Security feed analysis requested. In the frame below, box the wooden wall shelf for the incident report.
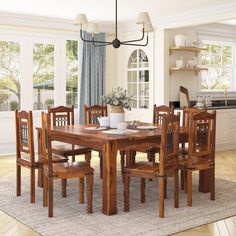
[169,67,208,75]
[169,47,207,55]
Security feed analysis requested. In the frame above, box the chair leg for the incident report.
[16,164,21,197]
[164,179,167,199]
[79,178,84,204]
[30,168,35,203]
[61,179,67,198]
[120,151,125,183]
[124,175,130,212]
[99,151,103,179]
[72,154,75,162]
[184,170,188,193]
[159,177,165,218]
[85,152,91,166]
[140,178,145,203]
[210,167,215,201]
[180,170,185,190]
[43,174,48,207]
[174,170,179,208]
[187,170,192,207]
[48,178,53,217]
[86,175,93,214]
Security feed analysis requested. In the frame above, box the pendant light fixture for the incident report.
[74,0,153,48]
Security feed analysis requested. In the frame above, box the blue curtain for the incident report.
[78,32,106,124]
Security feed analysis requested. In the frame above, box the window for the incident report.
[201,41,234,91]
[66,40,78,108]
[33,43,55,110]
[0,40,21,111]
[127,49,149,109]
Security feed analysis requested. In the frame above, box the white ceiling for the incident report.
[0,0,235,23]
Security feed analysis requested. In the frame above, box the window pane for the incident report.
[66,40,78,108]
[128,71,137,82]
[201,54,211,66]
[128,50,137,68]
[211,55,221,65]
[0,41,20,111]
[139,70,149,82]
[139,49,149,68]
[201,42,233,91]
[211,45,221,54]
[33,43,54,110]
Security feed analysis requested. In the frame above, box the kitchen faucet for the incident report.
[224,88,228,106]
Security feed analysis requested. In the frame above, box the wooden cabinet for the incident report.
[215,109,230,146]
[215,108,236,151]
[230,110,236,143]
[169,46,208,75]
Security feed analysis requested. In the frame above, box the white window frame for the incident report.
[0,27,79,118]
[200,40,235,91]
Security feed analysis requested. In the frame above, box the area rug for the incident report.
[0,166,236,236]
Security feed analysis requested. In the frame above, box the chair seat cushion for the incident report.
[52,143,91,156]
[53,161,94,177]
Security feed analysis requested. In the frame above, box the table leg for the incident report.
[199,169,211,193]
[37,129,43,187]
[102,141,117,215]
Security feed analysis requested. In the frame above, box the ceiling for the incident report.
[0,0,235,24]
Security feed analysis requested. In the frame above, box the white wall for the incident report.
[168,28,199,102]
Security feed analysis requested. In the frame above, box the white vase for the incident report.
[110,106,125,128]
[174,35,186,47]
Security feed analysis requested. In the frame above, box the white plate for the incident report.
[102,129,138,135]
[136,125,158,130]
[84,127,107,131]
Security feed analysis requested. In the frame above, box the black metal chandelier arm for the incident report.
[121,35,149,47]
[80,30,111,44]
[120,28,145,44]
[93,42,113,47]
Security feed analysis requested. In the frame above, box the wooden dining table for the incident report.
[36,124,210,216]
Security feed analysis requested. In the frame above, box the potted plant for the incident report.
[101,87,133,128]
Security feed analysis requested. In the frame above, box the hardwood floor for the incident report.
[0,150,236,236]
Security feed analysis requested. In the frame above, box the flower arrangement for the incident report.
[101,87,133,111]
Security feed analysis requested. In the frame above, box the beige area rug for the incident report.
[0,165,236,236]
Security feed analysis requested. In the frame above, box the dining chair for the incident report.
[180,107,207,190]
[178,110,216,206]
[41,112,94,217]
[48,105,91,163]
[84,104,108,125]
[123,113,180,218]
[132,105,174,164]
[15,110,68,203]
[15,110,40,203]
[84,104,107,179]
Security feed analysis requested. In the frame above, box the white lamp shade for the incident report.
[144,23,154,32]
[74,14,88,25]
[136,12,151,24]
[87,23,99,34]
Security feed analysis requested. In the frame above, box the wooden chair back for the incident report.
[159,113,180,176]
[188,111,216,166]
[84,105,108,125]
[41,112,53,175]
[48,106,74,127]
[15,110,35,163]
[182,107,207,127]
[153,105,174,124]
